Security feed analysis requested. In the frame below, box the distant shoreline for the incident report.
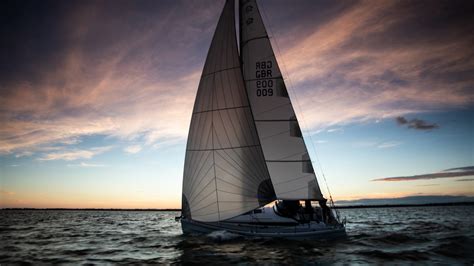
[1,201,473,211]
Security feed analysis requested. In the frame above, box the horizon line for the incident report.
[2,201,473,211]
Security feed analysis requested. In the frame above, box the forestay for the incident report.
[239,0,324,200]
[182,0,275,222]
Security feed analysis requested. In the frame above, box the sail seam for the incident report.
[255,119,297,122]
[273,173,312,186]
[187,144,260,152]
[214,137,263,185]
[215,164,260,192]
[240,35,269,48]
[193,105,249,114]
[187,165,215,204]
[202,65,240,78]
[213,101,267,183]
[266,160,311,162]
[245,76,283,82]
[186,151,212,193]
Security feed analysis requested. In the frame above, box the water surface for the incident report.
[1,206,473,264]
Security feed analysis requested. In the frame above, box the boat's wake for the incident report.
[206,230,242,242]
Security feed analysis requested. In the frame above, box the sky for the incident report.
[0,0,473,208]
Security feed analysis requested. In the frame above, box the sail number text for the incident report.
[255,61,273,97]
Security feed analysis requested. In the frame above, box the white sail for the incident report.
[239,0,324,200]
[182,0,275,222]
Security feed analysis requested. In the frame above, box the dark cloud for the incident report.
[396,116,439,130]
[444,166,474,172]
[0,0,219,91]
[372,166,474,181]
[336,195,474,205]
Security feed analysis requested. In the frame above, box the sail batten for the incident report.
[182,0,275,222]
[240,0,324,200]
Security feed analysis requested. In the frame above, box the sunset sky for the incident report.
[1,0,473,208]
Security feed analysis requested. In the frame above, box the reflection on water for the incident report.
[1,206,473,264]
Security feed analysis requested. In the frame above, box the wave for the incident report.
[206,230,243,242]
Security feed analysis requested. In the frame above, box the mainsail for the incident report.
[239,0,324,200]
[182,0,275,222]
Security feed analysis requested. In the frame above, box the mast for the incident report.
[239,0,324,200]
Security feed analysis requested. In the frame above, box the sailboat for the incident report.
[179,0,346,240]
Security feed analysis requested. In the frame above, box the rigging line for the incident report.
[260,3,336,205]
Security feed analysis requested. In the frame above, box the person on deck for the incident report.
[304,200,314,221]
[319,198,332,224]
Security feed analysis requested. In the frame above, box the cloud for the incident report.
[0,1,218,155]
[377,141,402,149]
[396,116,439,130]
[456,179,474,182]
[124,145,142,154]
[0,189,15,196]
[445,166,474,172]
[1,0,473,156]
[67,162,107,168]
[39,146,112,161]
[327,128,343,133]
[372,166,474,181]
[352,140,401,149]
[266,0,474,129]
[336,195,474,205]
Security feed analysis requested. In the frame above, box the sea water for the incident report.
[1,206,473,264]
